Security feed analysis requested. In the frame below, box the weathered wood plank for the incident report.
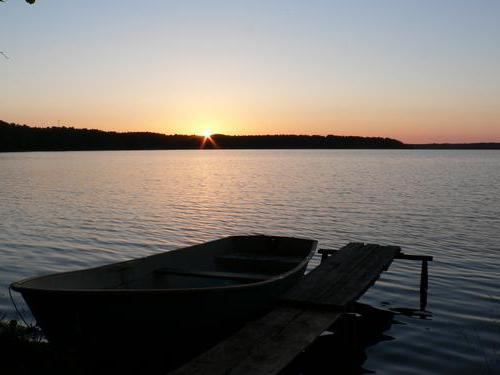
[283,243,400,308]
[323,245,400,307]
[318,248,433,261]
[216,253,304,264]
[154,267,269,281]
[170,307,342,375]
[397,253,433,261]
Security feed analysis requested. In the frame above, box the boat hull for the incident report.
[11,235,317,371]
[20,266,305,347]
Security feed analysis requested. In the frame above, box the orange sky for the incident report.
[1,1,499,143]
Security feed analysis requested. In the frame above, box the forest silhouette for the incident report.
[1,120,498,152]
[0,120,406,151]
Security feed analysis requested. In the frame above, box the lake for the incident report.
[0,150,499,374]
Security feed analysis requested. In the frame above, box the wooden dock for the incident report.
[171,242,432,375]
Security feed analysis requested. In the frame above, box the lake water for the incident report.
[0,150,499,374]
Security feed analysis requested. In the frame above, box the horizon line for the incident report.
[2,120,499,146]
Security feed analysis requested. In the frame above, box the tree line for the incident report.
[0,121,407,152]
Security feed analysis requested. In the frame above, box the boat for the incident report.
[11,235,317,371]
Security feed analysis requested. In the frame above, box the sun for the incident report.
[202,129,213,138]
[199,128,218,148]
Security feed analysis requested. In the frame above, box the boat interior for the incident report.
[13,236,316,291]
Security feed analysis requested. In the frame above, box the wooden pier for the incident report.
[171,242,432,375]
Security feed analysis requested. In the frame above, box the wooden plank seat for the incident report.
[154,267,270,282]
[216,253,305,265]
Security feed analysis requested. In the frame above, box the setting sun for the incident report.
[202,129,213,138]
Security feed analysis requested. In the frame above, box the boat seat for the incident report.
[216,253,304,265]
[154,267,270,281]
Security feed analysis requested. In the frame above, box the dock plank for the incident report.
[171,306,341,375]
[283,243,400,309]
[170,242,400,375]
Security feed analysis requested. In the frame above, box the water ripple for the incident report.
[0,149,499,374]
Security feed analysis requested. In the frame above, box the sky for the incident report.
[1,0,499,143]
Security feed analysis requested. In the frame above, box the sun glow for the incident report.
[199,129,218,148]
[202,129,213,138]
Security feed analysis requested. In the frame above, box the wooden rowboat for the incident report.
[11,235,317,371]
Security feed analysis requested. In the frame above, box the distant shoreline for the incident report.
[1,120,499,152]
[410,143,500,150]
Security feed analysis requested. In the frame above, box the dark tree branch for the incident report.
[0,1,36,4]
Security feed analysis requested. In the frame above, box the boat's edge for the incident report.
[10,235,318,295]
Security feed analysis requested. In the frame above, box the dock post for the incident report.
[419,260,428,311]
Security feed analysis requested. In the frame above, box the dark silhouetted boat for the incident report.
[11,235,317,371]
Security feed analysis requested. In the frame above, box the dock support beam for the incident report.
[420,260,428,311]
